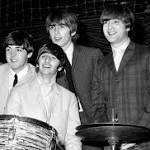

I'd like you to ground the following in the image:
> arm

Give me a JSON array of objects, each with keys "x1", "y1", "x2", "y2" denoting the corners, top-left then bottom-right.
[
  {"x1": 65, "y1": 94, "x2": 82, "y2": 150},
  {"x1": 138, "y1": 55, "x2": 150, "y2": 128},
  {"x1": 90, "y1": 50, "x2": 108, "y2": 123}
]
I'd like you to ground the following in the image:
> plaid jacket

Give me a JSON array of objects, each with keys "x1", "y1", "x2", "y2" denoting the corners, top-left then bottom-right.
[{"x1": 93, "y1": 42, "x2": 150, "y2": 150}]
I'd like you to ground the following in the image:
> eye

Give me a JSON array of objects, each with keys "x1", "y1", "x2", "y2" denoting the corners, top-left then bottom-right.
[
  {"x1": 41, "y1": 55, "x2": 46, "y2": 58},
  {"x1": 59, "y1": 23, "x2": 67, "y2": 28},
  {"x1": 49, "y1": 25, "x2": 56, "y2": 30},
  {"x1": 51, "y1": 56, "x2": 57, "y2": 60},
  {"x1": 6, "y1": 47, "x2": 11, "y2": 52},
  {"x1": 17, "y1": 48, "x2": 24, "y2": 52},
  {"x1": 113, "y1": 19, "x2": 120, "y2": 24},
  {"x1": 103, "y1": 21, "x2": 108, "y2": 25}
]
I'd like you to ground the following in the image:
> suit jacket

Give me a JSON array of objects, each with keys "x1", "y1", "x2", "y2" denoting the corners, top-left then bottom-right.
[
  {"x1": 5, "y1": 76, "x2": 82, "y2": 150},
  {"x1": 95, "y1": 42, "x2": 150, "y2": 150},
  {"x1": 57, "y1": 44, "x2": 105, "y2": 124},
  {"x1": 0, "y1": 63, "x2": 35, "y2": 114}
]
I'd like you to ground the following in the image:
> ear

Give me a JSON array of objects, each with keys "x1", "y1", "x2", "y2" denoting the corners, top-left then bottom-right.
[
  {"x1": 71, "y1": 31, "x2": 76, "y2": 37},
  {"x1": 27, "y1": 52, "x2": 33, "y2": 58},
  {"x1": 36, "y1": 63, "x2": 39, "y2": 67},
  {"x1": 58, "y1": 66, "x2": 63, "y2": 71},
  {"x1": 126, "y1": 27, "x2": 130, "y2": 32}
]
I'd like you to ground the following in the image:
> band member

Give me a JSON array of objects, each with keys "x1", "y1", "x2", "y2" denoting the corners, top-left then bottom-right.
[
  {"x1": 0, "y1": 30, "x2": 35, "y2": 113},
  {"x1": 5, "y1": 42, "x2": 82, "y2": 150},
  {"x1": 95, "y1": 4, "x2": 150, "y2": 150}
]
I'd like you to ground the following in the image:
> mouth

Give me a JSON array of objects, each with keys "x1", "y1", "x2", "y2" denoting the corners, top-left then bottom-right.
[
  {"x1": 108, "y1": 31, "x2": 117, "y2": 36},
  {"x1": 43, "y1": 64, "x2": 51, "y2": 68},
  {"x1": 10, "y1": 58, "x2": 17, "y2": 63},
  {"x1": 54, "y1": 36, "x2": 62, "y2": 41}
]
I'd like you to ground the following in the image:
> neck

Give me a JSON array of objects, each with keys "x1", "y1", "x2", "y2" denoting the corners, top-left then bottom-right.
[
  {"x1": 12, "y1": 63, "x2": 28, "y2": 74},
  {"x1": 37, "y1": 73, "x2": 56, "y2": 84},
  {"x1": 111, "y1": 37, "x2": 130, "y2": 49},
  {"x1": 62, "y1": 40, "x2": 73, "y2": 52}
]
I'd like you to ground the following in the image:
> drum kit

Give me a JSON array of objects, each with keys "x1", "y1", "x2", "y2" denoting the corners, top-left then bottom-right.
[
  {"x1": 76, "y1": 109, "x2": 150, "y2": 150},
  {"x1": 76, "y1": 123, "x2": 150, "y2": 150},
  {"x1": 0, "y1": 114, "x2": 150, "y2": 150},
  {"x1": 0, "y1": 115, "x2": 57, "y2": 150}
]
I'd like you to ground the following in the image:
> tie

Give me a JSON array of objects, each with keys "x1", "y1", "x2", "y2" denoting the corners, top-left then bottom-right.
[{"x1": 13, "y1": 74, "x2": 18, "y2": 87}]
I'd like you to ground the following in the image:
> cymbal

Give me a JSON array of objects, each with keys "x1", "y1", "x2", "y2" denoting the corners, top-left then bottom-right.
[{"x1": 76, "y1": 123, "x2": 150, "y2": 144}]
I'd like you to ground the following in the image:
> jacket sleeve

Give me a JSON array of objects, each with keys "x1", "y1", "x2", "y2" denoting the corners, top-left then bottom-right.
[
  {"x1": 138, "y1": 55, "x2": 150, "y2": 128},
  {"x1": 90, "y1": 49, "x2": 109, "y2": 123},
  {"x1": 65, "y1": 93, "x2": 82, "y2": 150}
]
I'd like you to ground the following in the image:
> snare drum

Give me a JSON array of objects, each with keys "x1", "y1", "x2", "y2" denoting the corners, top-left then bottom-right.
[{"x1": 0, "y1": 115, "x2": 57, "y2": 150}]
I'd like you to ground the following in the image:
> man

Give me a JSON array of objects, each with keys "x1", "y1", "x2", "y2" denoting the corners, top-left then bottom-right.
[
  {"x1": 45, "y1": 9, "x2": 107, "y2": 126},
  {"x1": 95, "y1": 4, "x2": 150, "y2": 150},
  {"x1": 0, "y1": 30, "x2": 35, "y2": 113},
  {"x1": 5, "y1": 42, "x2": 82, "y2": 150}
]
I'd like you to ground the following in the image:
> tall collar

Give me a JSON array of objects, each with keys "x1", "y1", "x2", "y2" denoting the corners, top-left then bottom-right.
[
  {"x1": 9, "y1": 64, "x2": 28, "y2": 81},
  {"x1": 64, "y1": 42, "x2": 74, "y2": 65},
  {"x1": 112, "y1": 38, "x2": 130, "y2": 56}
]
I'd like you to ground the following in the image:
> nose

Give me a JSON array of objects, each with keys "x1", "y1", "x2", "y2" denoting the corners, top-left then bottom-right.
[
  {"x1": 107, "y1": 21, "x2": 114, "y2": 30},
  {"x1": 10, "y1": 49, "x2": 17, "y2": 57},
  {"x1": 45, "y1": 56, "x2": 51, "y2": 62},
  {"x1": 54, "y1": 25, "x2": 60, "y2": 34}
]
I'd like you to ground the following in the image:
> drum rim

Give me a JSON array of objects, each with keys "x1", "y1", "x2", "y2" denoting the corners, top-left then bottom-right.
[{"x1": 0, "y1": 114, "x2": 57, "y2": 133}]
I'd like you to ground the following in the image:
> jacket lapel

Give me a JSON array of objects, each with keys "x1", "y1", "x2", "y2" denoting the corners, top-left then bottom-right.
[
  {"x1": 118, "y1": 42, "x2": 135, "y2": 73},
  {"x1": 72, "y1": 44, "x2": 79, "y2": 70},
  {"x1": 105, "y1": 53, "x2": 117, "y2": 75},
  {"x1": 18, "y1": 64, "x2": 35, "y2": 85}
]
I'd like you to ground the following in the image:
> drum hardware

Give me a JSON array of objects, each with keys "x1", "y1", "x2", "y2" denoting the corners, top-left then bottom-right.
[{"x1": 76, "y1": 123, "x2": 150, "y2": 150}]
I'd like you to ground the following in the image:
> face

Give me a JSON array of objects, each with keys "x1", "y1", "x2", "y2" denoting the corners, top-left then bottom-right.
[
  {"x1": 103, "y1": 19, "x2": 129, "y2": 46},
  {"x1": 48, "y1": 22, "x2": 73, "y2": 50},
  {"x1": 6, "y1": 45, "x2": 32, "y2": 73},
  {"x1": 38, "y1": 53, "x2": 60, "y2": 76}
]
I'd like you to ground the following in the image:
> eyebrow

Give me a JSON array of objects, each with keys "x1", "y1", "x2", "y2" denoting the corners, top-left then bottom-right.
[{"x1": 7, "y1": 45, "x2": 24, "y2": 48}]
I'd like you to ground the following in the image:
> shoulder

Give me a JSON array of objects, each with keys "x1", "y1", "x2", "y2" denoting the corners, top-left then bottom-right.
[
  {"x1": 56, "y1": 84, "x2": 76, "y2": 99},
  {"x1": 75, "y1": 44, "x2": 103, "y2": 55},
  {"x1": 15, "y1": 76, "x2": 37, "y2": 92},
  {"x1": 0, "y1": 63, "x2": 10, "y2": 72},
  {"x1": 28, "y1": 63, "x2": 35, "y2": 72},
  {"x1": 133, "y1": 42, "x2": 150, "y2": 56}
]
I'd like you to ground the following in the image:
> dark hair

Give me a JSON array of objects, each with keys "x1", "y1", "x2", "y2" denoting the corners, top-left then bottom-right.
[
  {"x1": 3, "y1": 30, "x2": 34, "y2": 53},
  {"x1": 100, "y1": 5, "x2": 135, "y2": 29},
  {"x1": 36, "y1": 42, "x2": 67, "y2": 70},
  {"x1": 46, "y1": 9, "x2": 79, "y2": 41}
]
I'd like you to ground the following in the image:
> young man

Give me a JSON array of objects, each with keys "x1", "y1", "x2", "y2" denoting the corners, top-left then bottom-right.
[
  {"x1": 95, "y1": 5, "x2": 150, "y2": 150},
  {"x1": 5, "y1": 42, "x2": 82, "y2": 150},
  {"x1": 45, "y1": 9, "x2": 107, "y2": 126},
  {"x1": 0, "y1": 30, "x2": 35, "y2": 113}
]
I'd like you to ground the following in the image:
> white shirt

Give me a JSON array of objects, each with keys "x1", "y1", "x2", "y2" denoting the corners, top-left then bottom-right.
[
  {"x1": 112, "y1": 38, "x2": 130, "y2": 71},
  {"x1": 9, "y1": 65, "x2": 29, "y2": 93},
  {"x1": 37, "y1": 74, "x2": 56, "y2": 123},
  {"x1": 65, "y1": 43, "x2": 74, "y2": 65}
]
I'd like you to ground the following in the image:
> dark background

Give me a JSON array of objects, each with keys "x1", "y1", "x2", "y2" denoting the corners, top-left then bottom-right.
[{"x1": 0, "y1": 0, "x2": 150, "y2": 63}]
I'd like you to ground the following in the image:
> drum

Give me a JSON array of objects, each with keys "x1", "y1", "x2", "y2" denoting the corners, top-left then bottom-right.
[{"x1": 0, "y1": 115, "x2": 57, "y2": 150}]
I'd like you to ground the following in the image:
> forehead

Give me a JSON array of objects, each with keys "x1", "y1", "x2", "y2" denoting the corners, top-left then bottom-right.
[
  {"x1": 50, "y1": 19, "x2": 66, "y2": 25},
  {"x1": 40, "y1": 52, "x2": 56, "y2": 57},
  {"x1": 6, "y1": 45, "x2": 24, "y2": 49}
]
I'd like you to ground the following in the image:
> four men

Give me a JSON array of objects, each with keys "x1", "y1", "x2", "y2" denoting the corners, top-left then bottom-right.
[{"x1": 0, "y1": 4, "x2": 150, "y2": 150}]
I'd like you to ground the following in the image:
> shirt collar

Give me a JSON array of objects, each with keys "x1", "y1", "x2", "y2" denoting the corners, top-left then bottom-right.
[
  {"x1": 9, "y1": 64, "x2": 29, "y2": 81},
  {"x1": 112, "y1": 38, "x2": 130, "y2": 56},
  {"x1": 64, "y1": 42, "x2": 74, "y2": 65}
]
